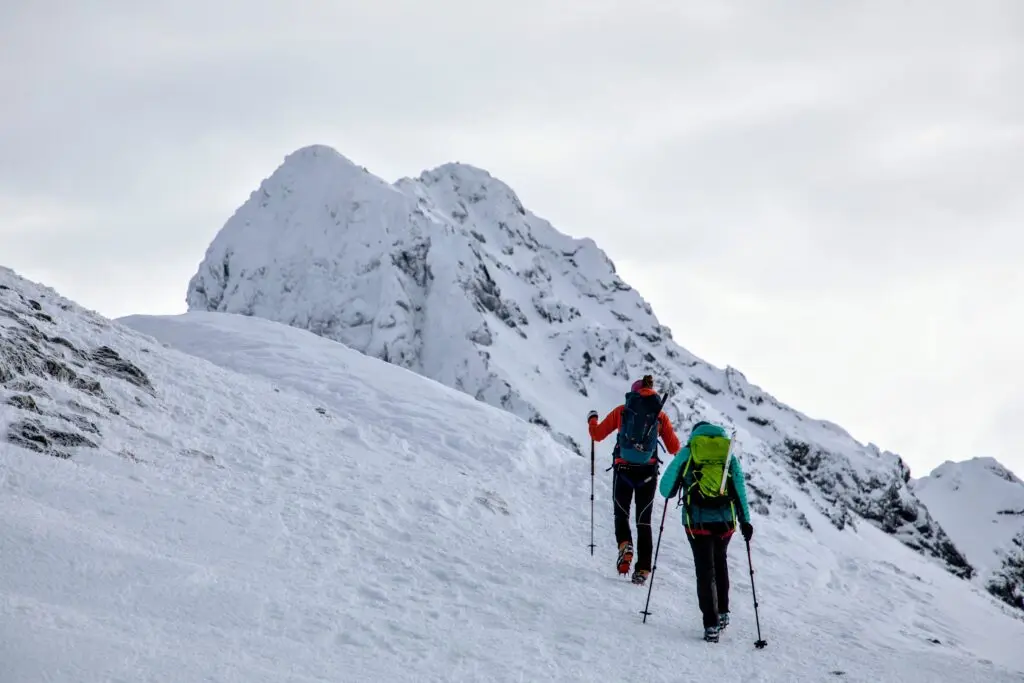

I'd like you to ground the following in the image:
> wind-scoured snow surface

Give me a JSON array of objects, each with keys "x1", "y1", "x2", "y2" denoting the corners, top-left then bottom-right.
[
  {"x1": 0, "y1": 269, "x2": 1021, "y2": 681},
  {"x1": 186, "y1": 144, "x2": 972, "y2": 581},
  {"x1": 914, "y1": 459, "x2": 1024, "y2": 609}
]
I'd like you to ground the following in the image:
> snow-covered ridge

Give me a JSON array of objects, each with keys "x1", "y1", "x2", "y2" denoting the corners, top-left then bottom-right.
[
  {"x1": 914, "y1": 458, "x2": 1024, "y2": 609},
  {"x1": 185, "y1": 144, "x2": 975, "y2": 585},
  {"x1": 4, "y1": 266, "x2": 1024, "y2": 680}
]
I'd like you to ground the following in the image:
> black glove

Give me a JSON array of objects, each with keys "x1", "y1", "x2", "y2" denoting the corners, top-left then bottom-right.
[
  {"x1": 587, "y1": 410, "x2": 599, "y2": 422},
  {"x1": 740, "y1": 522, "x2": 753, "y2": 541}
]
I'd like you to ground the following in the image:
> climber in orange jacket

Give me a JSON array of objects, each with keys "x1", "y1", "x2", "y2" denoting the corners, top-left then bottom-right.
[{"x1": 587, "y1": 374, "x2": 680, "y2": 584}]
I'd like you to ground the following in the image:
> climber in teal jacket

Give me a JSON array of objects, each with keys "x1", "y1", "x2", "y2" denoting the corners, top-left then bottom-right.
[
  {"x1": 659, "y1": 421, "x2": 755, "y2": 642},
  {"x1": 659, "y1": 421, "x2": 752, "y2": 533}
]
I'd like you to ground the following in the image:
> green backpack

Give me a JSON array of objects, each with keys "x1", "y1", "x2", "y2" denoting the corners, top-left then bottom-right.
[{"x1": 682, "y1": 428, "x2": 734, "y2": 508}]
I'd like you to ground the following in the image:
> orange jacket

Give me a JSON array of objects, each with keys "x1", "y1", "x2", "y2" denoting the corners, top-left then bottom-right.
[{"x1": 588, "y1": 387, "x2": 681, "y2": 455}]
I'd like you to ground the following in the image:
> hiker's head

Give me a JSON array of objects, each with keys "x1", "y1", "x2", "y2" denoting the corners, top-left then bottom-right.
[{"x1": 631, "y1": 375, "x2": 655, "y2": 392}]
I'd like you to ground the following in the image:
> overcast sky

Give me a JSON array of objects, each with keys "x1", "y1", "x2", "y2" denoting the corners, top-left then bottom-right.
[{"x1": 3, "y1": 1, "x2": 1021, "y2": 478}]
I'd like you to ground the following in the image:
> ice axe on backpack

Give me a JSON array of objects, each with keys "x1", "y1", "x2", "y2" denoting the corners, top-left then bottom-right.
[{"x1": 639, "y1": 385, "x2": 673, "y2": 449}]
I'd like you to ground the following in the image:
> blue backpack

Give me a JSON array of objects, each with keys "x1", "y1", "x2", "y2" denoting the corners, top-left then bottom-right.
[{"x1": 615, "y1": 391, "x2": 664, "y2": 464}]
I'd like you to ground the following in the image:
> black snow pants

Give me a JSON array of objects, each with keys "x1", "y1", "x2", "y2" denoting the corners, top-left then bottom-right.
[
  {"x1": 612, "y1": 463, "x2": 658, "y2": 571},
  {"x1": 687, "y1": 524, "x2": 734, "y2": 628}
]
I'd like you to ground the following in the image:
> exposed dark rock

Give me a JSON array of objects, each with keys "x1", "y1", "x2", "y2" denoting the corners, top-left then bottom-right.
[
  {"x1": 90, "y1": 345, "x2": 153, "y2": 391},
  {"x1": 528, "y1": 414, "x2": 550, "y2": 428},
  {"x1": 4, "y1": 378, "x2": 47, "y2": 395},
  {"x1": 533, "y1": 294, "x2": 580, "y2": 324},
  {"x1": 57, "y1": 412, "x2": 101, "y2": 435},
  {"x1": 0, "y1": 305, "x2": 29, "y2": 327},
  {"x1": 66, "y1": 399, "x2": 103, "y2": 418},
  {"x1": 470, "y1": 263, "x2": 527, "y2": 332},
  {"x1": 391, "y1": 239, "x2": 433, "y2": 288},
  {"x1": 44, "y1": 358, "x2": 77, "y2": 383},
  {"x1": 2, "y1": 325, "x2": 108, "y2": 398},
  {"x1": 48, "y1": 335, "x2": 86, "y2": 359},
  {"x1": 7, "y1": 418, "x2": 97, "y2": 459},
  {"x1": 71, "y1": 374, "x2": 104, "y2": 396},
  {"x1": 636, "y1": 331, "x2": 662, "y2": 344},
  {"x1": 690, "y1": 376, "x2": 721, "y2": 395},
  {"x1": 771, "y1": 437, "x2": 973, "y2": 578},
  {"x1": 6, "y1": 394, "x2": 40, "y2": 413},
  {"x1": 986, "y1": 531, "x2": 1024, "y2": 610}
]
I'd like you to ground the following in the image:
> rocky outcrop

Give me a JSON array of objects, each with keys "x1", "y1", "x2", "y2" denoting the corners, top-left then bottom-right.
[{"x1": 0, "y1": 279, "x2": 152, "y2": 458}]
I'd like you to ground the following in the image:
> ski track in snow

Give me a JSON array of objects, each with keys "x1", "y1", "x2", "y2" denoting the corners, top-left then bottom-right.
[{"x1": 1, "y1": 279, "x2": 1023, "y2": 681}]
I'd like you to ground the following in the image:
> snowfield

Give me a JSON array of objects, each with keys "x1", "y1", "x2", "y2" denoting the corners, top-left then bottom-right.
[{"x1": 2, "y1": 267, "x2": 1023, "y2": 682}]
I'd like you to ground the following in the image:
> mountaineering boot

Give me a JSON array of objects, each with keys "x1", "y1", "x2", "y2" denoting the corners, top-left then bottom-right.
[
  {"x1": 631, "y1": 569, "x2": 650, "y2": 585},
  {"x1": 718, "y1": 612, "x2": 730, "y2": 630},
  {"x1": 703, "y1": 625, "x2": 720, "y2": 643},
  {"x1": 617, "y1": 541, "x2": 634, "y2": 575}
]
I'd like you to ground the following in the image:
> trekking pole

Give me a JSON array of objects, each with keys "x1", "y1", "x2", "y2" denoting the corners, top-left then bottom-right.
[
  {"x1": 640, "y1": 498, "x2": 670, "y2": 623},
  {"x1": 745, "y1": 538, "x2": 768, "y2": 649},
  {"x1": 588, "y1": 439, "x2": 596, "y2": 555}
]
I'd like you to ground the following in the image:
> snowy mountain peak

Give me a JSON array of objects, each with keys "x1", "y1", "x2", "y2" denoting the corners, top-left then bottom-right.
[
  {"x1": 267, "y1": 144, "x2": 389, "y2": 203},
  {"x1": 929, "y1": 457, "x2": 1024, "y2": 487},
  {"x1": 413, "y1": 161, "x2": 531, "y2": 228},
  {"x1": 186, "y1": 144, "x2": 982, "y2": 589},
  {"x1": 915, "y1": 457, "x2": 1024, "y2": 609}
]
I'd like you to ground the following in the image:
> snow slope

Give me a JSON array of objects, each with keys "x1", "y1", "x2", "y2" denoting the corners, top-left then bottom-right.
[
  {"x1": 2, "y1": 267, "x2": 1023, "y2": 682},
  {"x1": 914, "y1": 458, "x2": 1024, "y2": 609},
  {"x1": 185, "y1": 144, "x2": 972, "y2": 582}
]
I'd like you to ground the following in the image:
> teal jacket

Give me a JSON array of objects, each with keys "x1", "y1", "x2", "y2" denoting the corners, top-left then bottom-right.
[{"x1": 659, "y1": 423, "x2": 751, "y2": 531}]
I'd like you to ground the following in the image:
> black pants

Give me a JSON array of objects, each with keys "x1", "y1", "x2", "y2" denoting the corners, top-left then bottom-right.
[
  {"x1": 687, "y1": 527, "x2": 733, "y2": 627},
  {"x1": 612, "y1": 464, "x2": 658, "y2": 571}
]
